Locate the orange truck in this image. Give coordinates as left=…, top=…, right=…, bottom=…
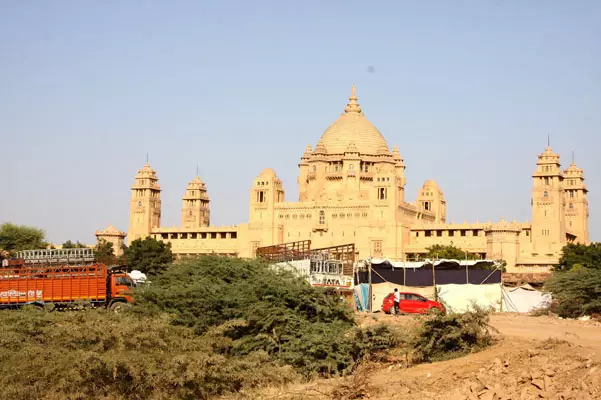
left=0, top=261, right=135, bottom=311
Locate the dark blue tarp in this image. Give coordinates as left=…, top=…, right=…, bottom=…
left=355, top=265, right=501, bottom=286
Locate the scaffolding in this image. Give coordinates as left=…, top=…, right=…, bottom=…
left=258, top=241, right=356, bottom=290
left=256, top=240, right=311, bottom=262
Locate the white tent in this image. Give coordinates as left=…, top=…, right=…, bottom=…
left=502, top=284, right=552, bottom=313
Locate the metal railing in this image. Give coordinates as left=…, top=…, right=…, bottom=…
left=16, top=248, right=96, bottom=264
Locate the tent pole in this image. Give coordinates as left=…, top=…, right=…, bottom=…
left=368, top=260, right=372, bottom=312
left=432, top=262, right=436, bottom=301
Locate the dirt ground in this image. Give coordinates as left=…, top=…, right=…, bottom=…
left=230, top=313, right=601, bottom=400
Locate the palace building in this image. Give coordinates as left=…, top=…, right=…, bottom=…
left=113, top=86, right=589, bottom=273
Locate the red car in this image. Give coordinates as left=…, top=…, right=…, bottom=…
left=381, top=292, right=445, bottom=314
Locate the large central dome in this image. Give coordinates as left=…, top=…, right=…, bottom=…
left=315, top=86, right=390, bottom=155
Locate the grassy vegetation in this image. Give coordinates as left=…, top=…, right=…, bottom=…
left=0, top=256, right=495, bottom=399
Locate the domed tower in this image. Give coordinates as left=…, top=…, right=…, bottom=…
left=563, top=157, right=589, bottom=244
left=531, top=146, right=566, bottom=255
left=95, top=224, right=127, bottom=257
left=181, top=175, right=210, bottom=229
left=249, top=168, right=285, bottom=245
left=417, top=180, right=446, bottom=223
left=128, top=163, right=162, bottom=242
left=297, top=85, right=406, bottom=205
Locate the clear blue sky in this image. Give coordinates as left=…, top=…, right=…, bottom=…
left=1, top=1, right=599, bottom=244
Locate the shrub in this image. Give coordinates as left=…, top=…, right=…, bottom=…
left=135, top=256, right=397, bottom=377
left=0, top=309, right=296, bottom=400
left=411, top=306, right=494, bottom=363
left=545, top=267, right=601, bottom=318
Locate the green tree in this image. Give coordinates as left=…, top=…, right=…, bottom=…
left=62, top=240, right=87, bottom=249
left=124, top=237, right=173, bottom=275
left=425, top=243, right=479, bottom=260
left=94, top=239, right=115, bottom=261
left=545, top=267, right=601, bottom=318
left=0, top=222, right=47, bottom=256
left=556, top=243, right=601, bottom=271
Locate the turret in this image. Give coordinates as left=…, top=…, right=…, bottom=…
left=128, top=163, right=161, bottom=242
left=417, top=180, right=446, bottom=223
left=181, top=175, right=210, bottom=229
left=531, top=146, right=566, bottom=255
left=249, top=168, right=285, bottom=247
left=563, top=155, right=589, bottom=244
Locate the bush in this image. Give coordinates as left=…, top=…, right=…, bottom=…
left=0, top=309, right=296, bottom=400
left=411, top=306, right=494, bottom=363
left=135, top=256, right=393, bottom=377
left=545, top=267, right=601, bottom=318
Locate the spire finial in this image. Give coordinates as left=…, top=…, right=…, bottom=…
left=547, top=134, right=550, bottom=148
left=196, top=164, right=200, bottom=177
left=572, top=150, right=575, bottom=165
left=344, top=84, right=362, bottom=114
left=146, top=153, right=149, bottom=165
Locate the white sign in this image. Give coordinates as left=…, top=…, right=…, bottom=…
left=0, top=290, right=43, bottom=299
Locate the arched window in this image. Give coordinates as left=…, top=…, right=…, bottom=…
left=312, top=165, right=316, bottom=172
left=319, top=211, right=325, bottom=225
left=349, top=164, right=355, bottom=171
left=569, top=203, right=573, bottom=209
left=543, top=191, right=548, bottom=198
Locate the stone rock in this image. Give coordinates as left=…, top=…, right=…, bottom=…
left=470, top=381, right=485, bottom=393
left=544, top=368, right=555, bottom=377
left=543, top=375, right=553, bottom=391
left=532, top=379, right=545, bottom=390
left=531, top=370, right=544, bottom=380
left=518, top=371, right=531, bottom=384
left=478, top=390, right=495, bottom=400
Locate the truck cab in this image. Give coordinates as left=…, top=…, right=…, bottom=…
left=108, top=273, right=135, bottom=305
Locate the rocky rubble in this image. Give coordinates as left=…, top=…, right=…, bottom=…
left=451, top=340, right=600, bottom=400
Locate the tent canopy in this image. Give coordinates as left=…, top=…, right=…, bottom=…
left=362, top=258, right=498, bottom=270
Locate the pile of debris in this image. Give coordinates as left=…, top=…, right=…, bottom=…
left=454, top=340, right=600, bottom=400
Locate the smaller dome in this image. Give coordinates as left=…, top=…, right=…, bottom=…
left=95, top=224, right=126, bottom=237
left=259, top=168, right=277, bottom=178
left=423, top=180, right=439, bottom=189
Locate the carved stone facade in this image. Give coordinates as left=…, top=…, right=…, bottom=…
left=114, top=86, right=589, bottom=273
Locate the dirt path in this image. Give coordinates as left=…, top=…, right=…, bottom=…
left=490, top=314, right=601, bottom=356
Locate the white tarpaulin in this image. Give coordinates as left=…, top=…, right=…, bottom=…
left=502, top=285, right=552, bottom=313
left=128, top=270, right=148, bottom=285
left=437, top=283, right=502, bottom=313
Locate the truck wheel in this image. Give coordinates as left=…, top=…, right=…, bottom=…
left=110, top=302, right=131, bottom=313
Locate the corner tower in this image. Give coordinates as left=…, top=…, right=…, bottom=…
left=417, top=180, right=446, bottom=223
left=531, top=146, right=566, bottom=255
left=249, top=168, right=285, bottom=246
left=181, top=176, right=210, bottom=229
left=563, top=159, right=589, bottom=244
left=128, top=163, right=162, bottom=243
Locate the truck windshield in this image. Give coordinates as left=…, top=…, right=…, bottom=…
left=116, top=276, right=134, bottom=287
